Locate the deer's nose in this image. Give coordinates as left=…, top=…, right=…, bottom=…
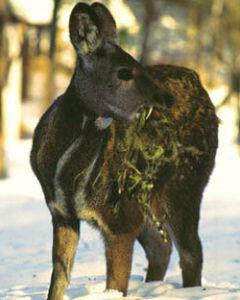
left=153, top=93, right=165, bottom=106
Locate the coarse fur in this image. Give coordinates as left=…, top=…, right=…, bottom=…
left=30, top=2, right=218, bottom=300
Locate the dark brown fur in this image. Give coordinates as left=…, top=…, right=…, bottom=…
left=30, top=3, right=218, bottom=300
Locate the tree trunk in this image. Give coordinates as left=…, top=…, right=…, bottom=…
left=0, top=13, right=7, bottom=178
left=1, top=23, right=23, bottom=141
left=43, top=0, right=61, bottom=112
left=140, top=0, right=161, bottom=65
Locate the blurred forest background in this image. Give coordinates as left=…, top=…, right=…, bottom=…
left=0, top=0, right=239, bottom=178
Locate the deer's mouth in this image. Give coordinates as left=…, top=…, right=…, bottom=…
left=105, top=101, right=164, bottom=123
left=95, top=104, right=141, bottom=130
left=106, top=103, right=141, bottom=122
left=95, top=105, right=164, bottom=131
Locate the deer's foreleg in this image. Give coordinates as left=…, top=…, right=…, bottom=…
left=48, top=216, right=79, bottom=300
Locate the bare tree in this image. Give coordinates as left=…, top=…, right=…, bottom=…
left=0, top=0, right=8, bottom=178
left=44, top=0, right=61, bottom=110
left=140, top=0, right=162, bottom=64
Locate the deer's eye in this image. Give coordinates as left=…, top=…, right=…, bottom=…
left=117, top=68, right=133, bottom=81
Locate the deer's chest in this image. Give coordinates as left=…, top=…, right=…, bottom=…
left=47, top=122, right=111, bottom=220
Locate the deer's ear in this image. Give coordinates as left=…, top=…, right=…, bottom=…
left=91, top=2, right=118, bottom=44
left=69, top=3, right=102, bottom=55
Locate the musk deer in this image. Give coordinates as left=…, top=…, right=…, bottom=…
left=30, top=2, right=218, bottom=299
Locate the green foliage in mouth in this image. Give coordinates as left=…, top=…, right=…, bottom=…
left=116, top=107, right=177, bottom=192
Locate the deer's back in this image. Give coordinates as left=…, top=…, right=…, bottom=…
left=148, top=64, right=218, bottom=146
left=132, top=64, right=218, bottom=231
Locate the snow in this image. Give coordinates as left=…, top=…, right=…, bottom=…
left=0, top=96, right=240, bottom=299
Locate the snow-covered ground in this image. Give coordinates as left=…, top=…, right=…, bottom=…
left=0, top=91, right=240, bottom=299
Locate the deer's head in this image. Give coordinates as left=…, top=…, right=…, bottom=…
left=69, top=2, right=174, bottom=128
